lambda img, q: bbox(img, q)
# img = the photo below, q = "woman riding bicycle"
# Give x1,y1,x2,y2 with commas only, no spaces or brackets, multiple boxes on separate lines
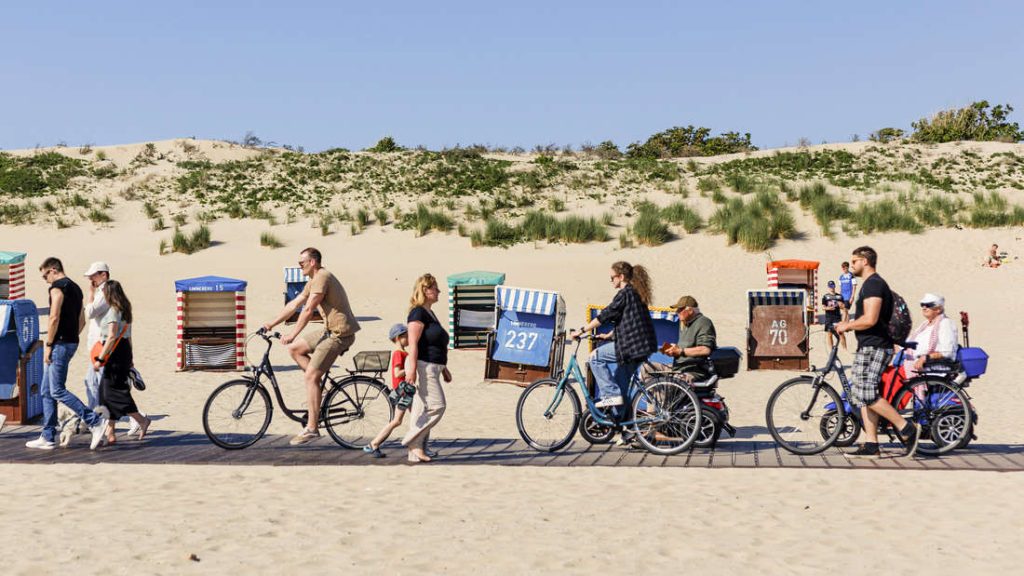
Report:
569,261,657,439
904,293,959,379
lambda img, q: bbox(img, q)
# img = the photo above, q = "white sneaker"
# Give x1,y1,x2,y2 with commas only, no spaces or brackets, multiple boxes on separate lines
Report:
90,417,109,450
594,396,623,408
127,412,146,437
26,436,56,450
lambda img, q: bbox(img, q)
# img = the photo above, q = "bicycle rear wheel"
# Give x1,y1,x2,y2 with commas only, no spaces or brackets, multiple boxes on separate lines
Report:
631,377,701,456
203,379,272,449
516,378,580,452
766,376,843,455
323,377,394,449
891,379,973,456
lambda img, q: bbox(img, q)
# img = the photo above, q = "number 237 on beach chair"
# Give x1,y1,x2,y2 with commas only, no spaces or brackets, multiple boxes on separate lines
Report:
485,286,566,386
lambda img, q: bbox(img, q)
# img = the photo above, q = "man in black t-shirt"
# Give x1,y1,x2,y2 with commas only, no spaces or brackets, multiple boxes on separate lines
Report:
835,246,919,458
26,257,108,451
821,281,847,351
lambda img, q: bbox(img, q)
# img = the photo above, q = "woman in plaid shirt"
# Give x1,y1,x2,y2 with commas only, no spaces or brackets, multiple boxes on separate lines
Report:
570,261,657,428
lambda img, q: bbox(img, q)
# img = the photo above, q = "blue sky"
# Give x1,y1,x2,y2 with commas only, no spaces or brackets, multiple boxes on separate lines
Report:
2,1,1022,152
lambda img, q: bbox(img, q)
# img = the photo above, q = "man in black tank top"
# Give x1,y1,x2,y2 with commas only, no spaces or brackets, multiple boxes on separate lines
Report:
26,257,109,451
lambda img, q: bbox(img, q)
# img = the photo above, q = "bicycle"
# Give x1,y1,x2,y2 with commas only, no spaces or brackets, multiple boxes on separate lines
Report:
766,326,973,456
515,334,702,456
202,328,394,449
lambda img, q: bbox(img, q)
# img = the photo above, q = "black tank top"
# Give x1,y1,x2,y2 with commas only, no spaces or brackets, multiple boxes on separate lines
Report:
50,277,84,344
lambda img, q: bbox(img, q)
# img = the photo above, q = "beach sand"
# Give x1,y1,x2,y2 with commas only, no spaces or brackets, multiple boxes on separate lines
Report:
2,150,1023,573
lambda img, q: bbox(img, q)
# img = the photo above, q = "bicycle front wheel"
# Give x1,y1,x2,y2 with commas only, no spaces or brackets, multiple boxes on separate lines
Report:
631,377,701,456
891,379,973,456
323,377,394,449
202,379,272,449
516,378,580,452
766,376,843,455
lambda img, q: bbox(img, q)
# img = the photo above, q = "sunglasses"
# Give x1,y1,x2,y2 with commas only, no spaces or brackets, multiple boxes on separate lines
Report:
920,303,939,309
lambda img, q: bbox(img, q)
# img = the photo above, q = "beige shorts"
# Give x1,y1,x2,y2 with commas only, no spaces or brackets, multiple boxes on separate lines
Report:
302,330,355,373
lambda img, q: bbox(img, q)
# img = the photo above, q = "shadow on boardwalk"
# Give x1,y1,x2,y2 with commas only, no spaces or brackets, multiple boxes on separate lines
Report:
2,426,1022,471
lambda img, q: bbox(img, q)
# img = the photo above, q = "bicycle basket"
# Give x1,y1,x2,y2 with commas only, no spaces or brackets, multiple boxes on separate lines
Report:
352,350,391,373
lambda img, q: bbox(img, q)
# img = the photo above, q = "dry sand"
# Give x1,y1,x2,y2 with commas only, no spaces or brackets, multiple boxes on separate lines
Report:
2,162,1023,574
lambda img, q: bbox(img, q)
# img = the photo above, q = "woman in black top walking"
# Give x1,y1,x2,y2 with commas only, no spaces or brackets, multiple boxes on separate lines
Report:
570,261,657,427
401,273,452,463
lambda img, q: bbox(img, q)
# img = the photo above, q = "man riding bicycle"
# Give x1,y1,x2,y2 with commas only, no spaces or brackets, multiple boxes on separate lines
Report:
262,247,361,446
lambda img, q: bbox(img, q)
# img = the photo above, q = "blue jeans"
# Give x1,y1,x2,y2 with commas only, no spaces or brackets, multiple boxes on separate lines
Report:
588,343,641,422
41,343,102,442
84,364,101,409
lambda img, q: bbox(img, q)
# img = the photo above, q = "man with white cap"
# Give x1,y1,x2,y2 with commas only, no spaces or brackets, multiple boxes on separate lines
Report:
83,261,145,437
83,261,111,409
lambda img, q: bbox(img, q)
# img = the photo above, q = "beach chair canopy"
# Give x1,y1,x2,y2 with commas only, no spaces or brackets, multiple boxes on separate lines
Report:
496,286,560,316
447,270,506,287
284,267,309,283
493,287,565,367
0,252,26,265
747,289,807,321
766,259,819,272
174,275,247,293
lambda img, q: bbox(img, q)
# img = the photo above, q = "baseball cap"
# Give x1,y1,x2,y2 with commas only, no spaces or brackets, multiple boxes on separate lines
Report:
672,295,698,309
83,262,110,276
387,323,408,341
920,293,945,308
827,280,836,288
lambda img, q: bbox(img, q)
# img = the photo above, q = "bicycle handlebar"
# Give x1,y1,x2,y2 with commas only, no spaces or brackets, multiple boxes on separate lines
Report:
255,327,281,340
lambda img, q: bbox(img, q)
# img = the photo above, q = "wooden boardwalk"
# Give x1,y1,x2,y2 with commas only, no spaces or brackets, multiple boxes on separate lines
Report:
2,425,1022,471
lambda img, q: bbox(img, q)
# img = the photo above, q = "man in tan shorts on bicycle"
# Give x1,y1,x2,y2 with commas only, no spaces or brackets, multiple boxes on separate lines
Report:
263,247,361,445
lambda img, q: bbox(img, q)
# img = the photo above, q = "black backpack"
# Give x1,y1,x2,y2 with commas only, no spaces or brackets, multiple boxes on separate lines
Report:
888,291,912,343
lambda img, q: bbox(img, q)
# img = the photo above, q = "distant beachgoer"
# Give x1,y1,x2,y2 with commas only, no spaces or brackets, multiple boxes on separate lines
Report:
903,293,958,379
984,244,1001,268
822,280,847,350
94,280,150,444
27,257,108,451
363,323,411,458
571,261,657,435
641,295,716,383
839,261,857,318
835,246,919,458
401,273,451,464
262,247,361,446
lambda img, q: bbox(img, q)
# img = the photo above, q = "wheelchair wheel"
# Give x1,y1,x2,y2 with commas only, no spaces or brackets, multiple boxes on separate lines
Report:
820,409,860,448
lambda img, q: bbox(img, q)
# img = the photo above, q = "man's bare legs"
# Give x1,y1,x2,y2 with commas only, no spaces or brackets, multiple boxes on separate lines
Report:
859,399,908,444
287,339,323,430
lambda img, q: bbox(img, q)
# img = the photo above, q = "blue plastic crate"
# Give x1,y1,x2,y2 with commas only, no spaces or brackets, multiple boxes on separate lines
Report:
957,347,988,378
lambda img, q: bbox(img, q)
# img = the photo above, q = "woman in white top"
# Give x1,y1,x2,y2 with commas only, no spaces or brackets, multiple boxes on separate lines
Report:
93,280,150,444
904,293,958,378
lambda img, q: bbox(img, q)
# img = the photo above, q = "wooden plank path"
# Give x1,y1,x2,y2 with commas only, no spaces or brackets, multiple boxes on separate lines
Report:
1,425,1022,471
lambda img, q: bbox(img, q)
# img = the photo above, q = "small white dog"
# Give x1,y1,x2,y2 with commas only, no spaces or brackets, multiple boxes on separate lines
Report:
58,405,110,448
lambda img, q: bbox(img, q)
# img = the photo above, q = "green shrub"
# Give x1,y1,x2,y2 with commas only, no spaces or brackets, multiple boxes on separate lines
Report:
911,101,1023,143
594,140,622,159
547,197,566,212
709,191,796,251
172,213,187,226
967,191,1024,227
87,208,112,223
0,152,87,197
850,199,923,234
661,202,703,232
631,208,672,246
797,182,851,237
397,203,454,236
626,125,757,159
367,136,403,152
260,231,283,248
374,208,389,225
356,207,370,227
171,224,213,254
869,127,905,143
142,201,159,219
0,202,36,225
151,217,166,231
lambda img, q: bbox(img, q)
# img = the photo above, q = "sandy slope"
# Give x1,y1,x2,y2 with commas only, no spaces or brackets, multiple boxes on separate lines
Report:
1,175,1023,574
